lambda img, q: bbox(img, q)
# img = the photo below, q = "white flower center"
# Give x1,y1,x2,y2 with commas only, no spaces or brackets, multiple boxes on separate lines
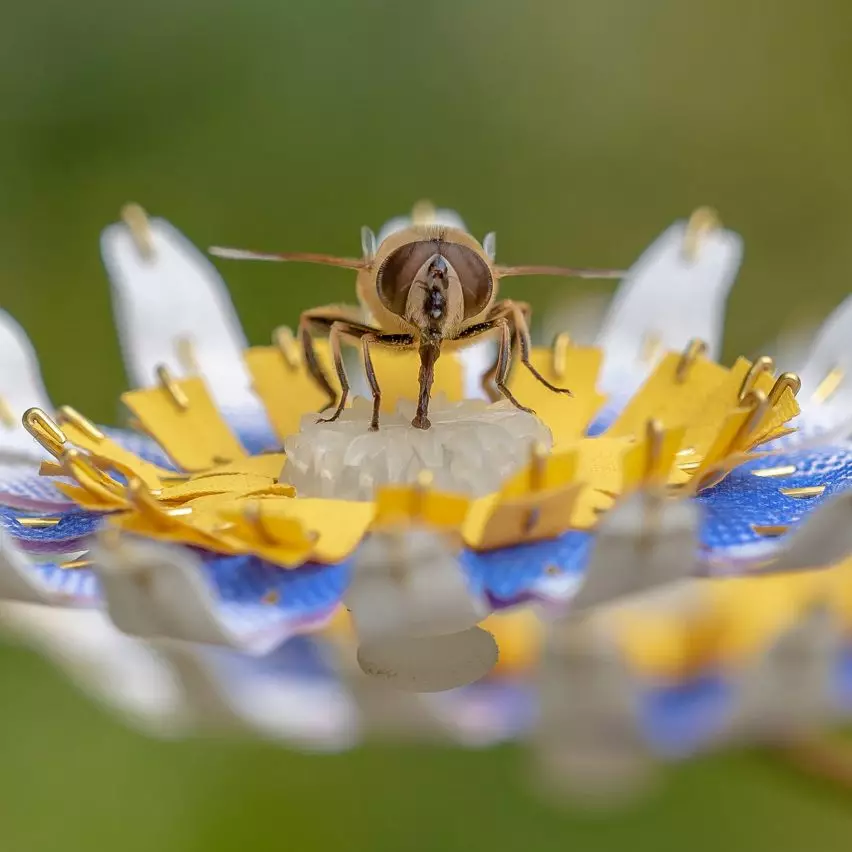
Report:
281,395,552,499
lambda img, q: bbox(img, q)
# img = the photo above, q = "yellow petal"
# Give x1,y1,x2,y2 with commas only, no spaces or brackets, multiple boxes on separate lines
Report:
244,343,340,441
122,376,246,472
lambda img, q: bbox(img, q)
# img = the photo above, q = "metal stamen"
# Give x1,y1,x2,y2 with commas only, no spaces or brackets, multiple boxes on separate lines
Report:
155,364,189,411
675,339,708,383
738,356,775,402
750,465,797,479
779,485,826,499
682,206,721,261
55,405,105,442
121,203,155,260
273,327,301,370
22,408,67,458
768,372,801,406
551,332,571,379
812,366,844,404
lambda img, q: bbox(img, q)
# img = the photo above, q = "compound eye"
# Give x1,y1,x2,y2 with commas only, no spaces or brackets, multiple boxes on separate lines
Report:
375,240,440,316
440,243,493,319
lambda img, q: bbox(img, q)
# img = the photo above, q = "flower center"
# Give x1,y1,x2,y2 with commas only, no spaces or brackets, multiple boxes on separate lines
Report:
280,395,552,500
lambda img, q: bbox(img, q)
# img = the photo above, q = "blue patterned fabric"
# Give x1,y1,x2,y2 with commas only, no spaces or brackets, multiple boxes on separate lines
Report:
198,553,352,635
638,673,735,757
0,506,101,544
461,532,592,605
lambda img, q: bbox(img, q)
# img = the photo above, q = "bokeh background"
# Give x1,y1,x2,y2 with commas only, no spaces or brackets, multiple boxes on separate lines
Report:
2,1,852,849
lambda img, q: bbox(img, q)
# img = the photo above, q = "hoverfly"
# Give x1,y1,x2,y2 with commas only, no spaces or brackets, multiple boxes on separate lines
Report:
210,208,621,430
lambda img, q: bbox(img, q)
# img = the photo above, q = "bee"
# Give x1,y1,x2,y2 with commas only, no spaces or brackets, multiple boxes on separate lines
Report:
210,208,621,430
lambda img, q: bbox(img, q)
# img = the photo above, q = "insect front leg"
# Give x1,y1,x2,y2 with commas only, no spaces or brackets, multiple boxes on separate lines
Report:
412,341,441,430
362,332,415,430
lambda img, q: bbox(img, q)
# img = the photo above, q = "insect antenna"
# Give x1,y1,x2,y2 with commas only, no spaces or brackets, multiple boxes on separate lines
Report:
496,264,625,279
209,246,366,269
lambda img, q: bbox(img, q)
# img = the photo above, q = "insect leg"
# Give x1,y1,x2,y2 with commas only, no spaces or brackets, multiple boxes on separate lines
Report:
457,320,534,415
412,341,441,430
478,301,530,401
316,322,352,423
298,307,383,413
361,333,415,430
500,300,573,396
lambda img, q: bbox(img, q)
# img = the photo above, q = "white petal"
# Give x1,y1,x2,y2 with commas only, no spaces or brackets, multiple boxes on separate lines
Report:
0,602,187,736
532,615,652,803
570,491,699,612
730,604,841,738
375,207,468,246
344,528,485,642
794,294,852,435
356,627,498,693
0,311,52,463
595,218,743,394
100,213,259,415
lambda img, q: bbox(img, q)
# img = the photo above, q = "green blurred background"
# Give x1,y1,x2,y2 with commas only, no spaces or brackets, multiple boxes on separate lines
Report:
2,1,852,849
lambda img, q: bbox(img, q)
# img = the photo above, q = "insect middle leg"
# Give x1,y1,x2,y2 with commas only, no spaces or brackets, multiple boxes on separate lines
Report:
481,300,573,399
297,306,378,413
457,319,534,415
478,301,529,401
317,321,415,428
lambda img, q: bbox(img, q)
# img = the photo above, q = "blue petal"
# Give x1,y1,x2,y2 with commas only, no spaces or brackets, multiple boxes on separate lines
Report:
638,672,735,757
198,553,351,633
697,444,852,550
28,561,101,600
460,531,593,604
0,506,103,544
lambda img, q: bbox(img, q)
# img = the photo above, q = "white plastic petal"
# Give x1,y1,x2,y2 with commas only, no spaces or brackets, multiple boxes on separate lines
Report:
345,528,484,641
794,295,852,435
570,491,699,613
90,534,302,654
595,216,743,394
0,602,187,736
0,310,52,462
345,528,495,691
375,207,468,247
730,604,841,739
766,489,852,573
532,615,651,803
357,628,498,693
100,211,260,414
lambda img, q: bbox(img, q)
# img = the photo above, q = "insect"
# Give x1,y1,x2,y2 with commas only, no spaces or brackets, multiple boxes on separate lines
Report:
210,211,622,430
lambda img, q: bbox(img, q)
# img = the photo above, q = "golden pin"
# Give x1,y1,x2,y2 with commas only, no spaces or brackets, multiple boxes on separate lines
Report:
812,365,844,405
0,395,15,429
675,339,708,383
643,419,664,484
750,465,797,479
550,332,571,379
682,206,721,261
55,405,105,442
737,356,775,402
768,372,801,406
22,407,67,458
155,364,190,411
121,203,155,260
175,337,200,376
15,517,60,528
411,199,437,225
780,485,826,499
273,326,301,370
410,469,434,520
